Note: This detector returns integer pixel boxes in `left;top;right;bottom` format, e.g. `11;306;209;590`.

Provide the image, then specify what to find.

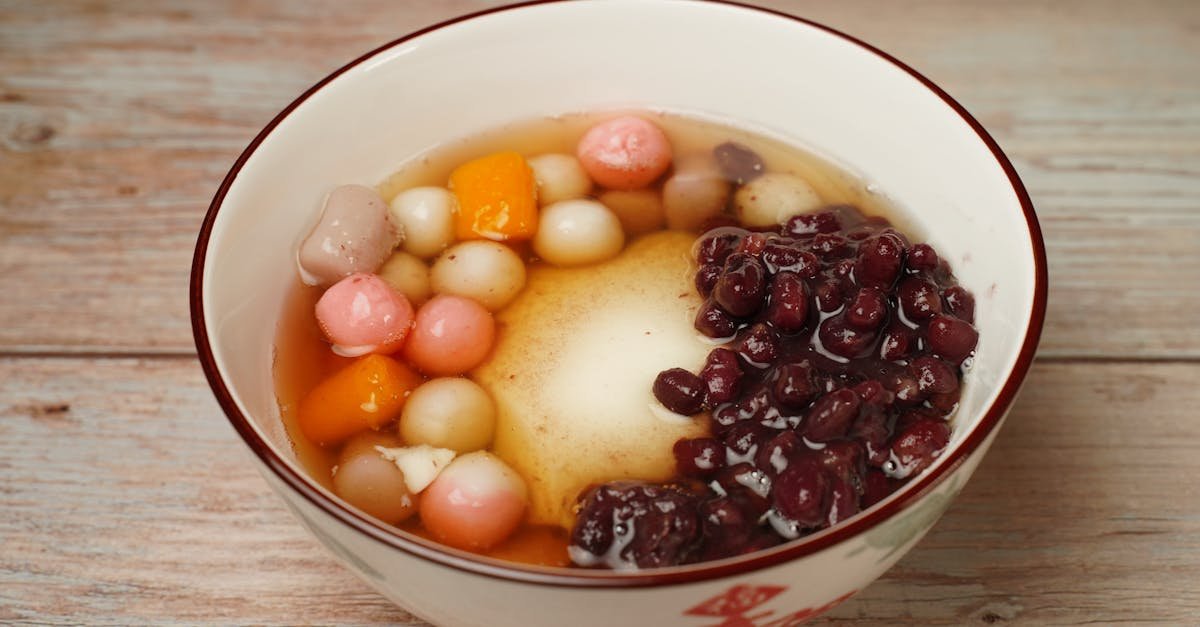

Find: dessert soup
273;111;978;569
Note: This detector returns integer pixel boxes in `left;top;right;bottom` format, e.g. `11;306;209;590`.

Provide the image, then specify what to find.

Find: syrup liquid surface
273;111;912;567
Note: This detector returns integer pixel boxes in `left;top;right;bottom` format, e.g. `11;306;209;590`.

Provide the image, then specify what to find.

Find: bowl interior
197;0;1041;575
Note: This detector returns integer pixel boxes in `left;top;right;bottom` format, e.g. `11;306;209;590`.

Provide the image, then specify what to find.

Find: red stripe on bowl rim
190;0;1048;589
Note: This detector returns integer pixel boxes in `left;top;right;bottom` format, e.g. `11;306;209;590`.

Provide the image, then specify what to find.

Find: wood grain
3;358;1197;625
1;0;1198;357
2;0;1199;625
0;357;420;625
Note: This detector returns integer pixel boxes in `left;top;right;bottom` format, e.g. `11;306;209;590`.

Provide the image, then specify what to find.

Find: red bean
772;457;830;528
943;285;976;323
761;243;801;274
810;233;850;258
907;243;939;272
851;379;894;406
694;299;738;339
695;229;745;265
879;321;919;361
855;232;905;288
653;368;706;415
897;276;942;322
849;404;892;466
723;424;769;467
712;253;767;317
736;323;779;367
782;211;841;238
845;287;887;330
927;314;979;363
754;431;804;477
673;437;726;477
802;388;861;442
824;475;860;526
771;362;817;409
886;371;927;405
861;469;895;508
700;348;743;407
713;141;765;184
928;386;962;413
814;280;844;314
888;417;951;478
764;271;809;332
817;314;876;359
694;263;722;297
909;355;959;394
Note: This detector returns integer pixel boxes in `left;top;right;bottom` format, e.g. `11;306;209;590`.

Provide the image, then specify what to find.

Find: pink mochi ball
576;115;673;191
315;273;414;357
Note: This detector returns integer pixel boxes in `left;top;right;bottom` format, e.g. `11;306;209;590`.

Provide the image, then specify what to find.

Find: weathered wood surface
2;0;1199;625
3;359;1198;625
0;0;1197;358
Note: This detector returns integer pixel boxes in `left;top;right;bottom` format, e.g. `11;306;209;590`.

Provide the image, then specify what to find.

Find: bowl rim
190;0;1048;589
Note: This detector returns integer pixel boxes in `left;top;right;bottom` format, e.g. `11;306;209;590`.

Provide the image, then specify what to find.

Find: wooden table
3;1;1198;624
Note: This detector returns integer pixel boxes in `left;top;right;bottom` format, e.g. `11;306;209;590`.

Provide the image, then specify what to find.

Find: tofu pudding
477;230;710;530
273;111;979;569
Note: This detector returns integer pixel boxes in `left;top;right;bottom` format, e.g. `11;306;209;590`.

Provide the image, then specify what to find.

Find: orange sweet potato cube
297;354;423;446
449;151;538;241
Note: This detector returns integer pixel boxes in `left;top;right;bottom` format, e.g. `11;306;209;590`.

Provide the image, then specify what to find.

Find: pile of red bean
569;204;978;569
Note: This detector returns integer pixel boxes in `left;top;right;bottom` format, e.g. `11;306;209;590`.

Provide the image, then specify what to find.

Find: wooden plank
0;0;1198;357
2;357;1197;624
824;360;1200;624
0;0;476;355
0;356;419;625
789;0;1200;360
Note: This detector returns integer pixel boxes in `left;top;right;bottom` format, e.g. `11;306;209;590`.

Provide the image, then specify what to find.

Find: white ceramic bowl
191;1;1047;624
